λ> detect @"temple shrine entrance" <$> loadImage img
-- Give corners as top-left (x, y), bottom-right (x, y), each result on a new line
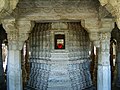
top-left (26, 22), bottom-right (92, 90)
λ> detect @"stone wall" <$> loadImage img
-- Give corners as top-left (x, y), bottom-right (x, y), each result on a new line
top-left (26, 22), bottom-right (92, 90)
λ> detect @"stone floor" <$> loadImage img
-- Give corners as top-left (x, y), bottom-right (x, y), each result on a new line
top-left (83, 86), bottom-right (96, 90)
top-left (2, 83), bottom-right (120, 90)
top-left (24, 86), bottom-right (96, 90)
top-left (112, 86), bottom-right (120, 90)
top-left (3, 81), bottom-right (120, 90)
top-left (83, 85), bottom-right (120, 90)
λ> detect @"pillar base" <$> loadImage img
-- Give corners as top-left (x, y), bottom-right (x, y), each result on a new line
top-left (97, 65), bottom-right (111, 90)
top-left (116, 77), bottom-right (120, 87)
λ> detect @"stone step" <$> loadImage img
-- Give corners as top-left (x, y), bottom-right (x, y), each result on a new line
top-left (48, 78), bottom-right (71, 89)
top-left (50, 53), bottom-right (69, 59)
top-left (47, 86), bottom-right (72, 90)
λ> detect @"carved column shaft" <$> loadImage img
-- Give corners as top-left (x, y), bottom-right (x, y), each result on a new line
top-left (25, 40), bottom-right (30, 81)
top-left (97, 32), bottom-right (111, 90)
top-left (90, 42), bottom-right (99, 87)
top-left (89, 31), bottom-right (111, 90)
top-left (6, 31), bottom-right (24, 90)
top-left (7, 47), bottom-right (22, 90)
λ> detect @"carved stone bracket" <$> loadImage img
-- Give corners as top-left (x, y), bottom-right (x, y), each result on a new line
top-left (17, 20), bottom-right (34, 42)
top-left (2, 17), bottom-right (34, 50)
top-left (89, 32), bottom-right (100, 47)
top-left (83, 18), bottom-right (100, 47)
top-left (100, 18), bottom-right (114, 32)
top-left (84, 18), bottom-right (113, 49)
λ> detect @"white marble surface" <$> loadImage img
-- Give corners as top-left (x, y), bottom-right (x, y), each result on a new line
top-left (7, 50), bottom-right (22, 90)
top-left (97, 65), bottom-right (111, 90)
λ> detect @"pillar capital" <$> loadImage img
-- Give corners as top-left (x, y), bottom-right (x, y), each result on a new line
top-left (84, 18), bottom-right (114, 33)
top-left (17, 20), bottom-right (34, 34)
top-left (2, 16), bottom-right (16, 32)
top-left (99, 18), bottom-right (114, 32)
top-left (83, 18), bottom-right (100, 47)
top-left (17, 20), bottom-right (34, 43)
top-left (2, 18), bottom-right (34, 50)
top-left (83, 18), bottom-right (100, 33)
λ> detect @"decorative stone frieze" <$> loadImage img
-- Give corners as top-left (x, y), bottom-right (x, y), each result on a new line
top-left (18, 0), bottom-right (98, 12)
top-left (15, 0), bottom-right (100, 21)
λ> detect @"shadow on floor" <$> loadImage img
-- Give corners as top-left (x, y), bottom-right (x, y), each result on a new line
top-left (112, 86), bottom-right (120, 90)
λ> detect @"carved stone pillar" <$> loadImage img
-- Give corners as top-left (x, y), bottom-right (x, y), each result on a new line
top-left (97, 32), bottom-right (111, 90)
top-left (21, 47), bottom-right (27, 88)
top-left (7, 41), bottom-right (24, 90)
top-left (25, 40), bottom-right (30, 81)
top-left (89, 32), bottom-right (100, 88)
top-left (85, 18), bottom-right (114, 90)
top-left (2, 17), bottom-right (34, 90)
